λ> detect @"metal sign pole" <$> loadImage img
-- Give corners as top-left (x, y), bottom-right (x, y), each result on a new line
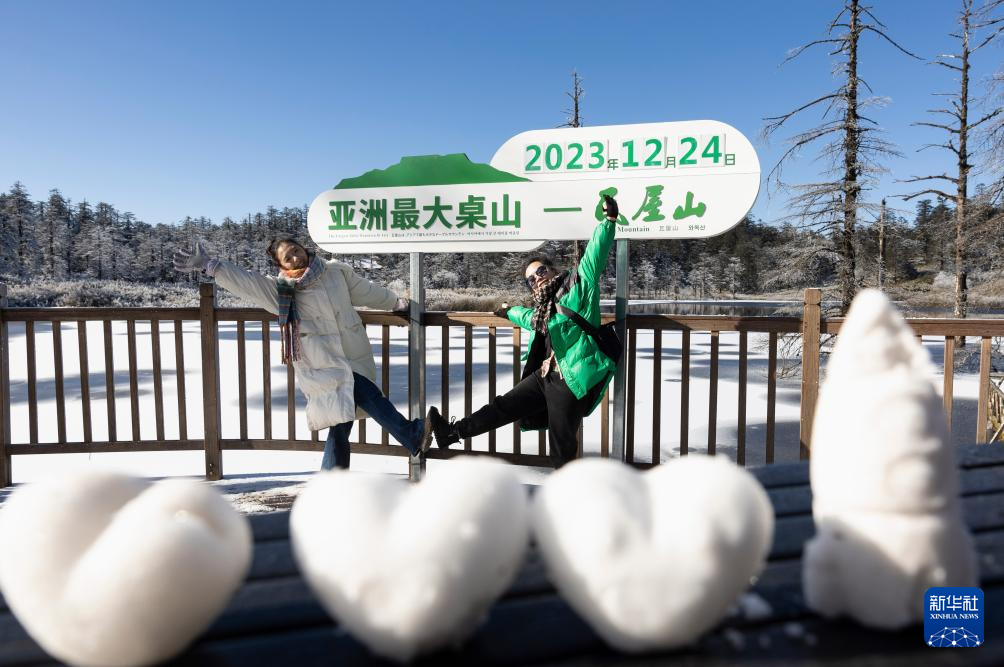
top-left (610, 239), bottom-right (629, 461)
top-left (408, 252), bottom-right (427, 480)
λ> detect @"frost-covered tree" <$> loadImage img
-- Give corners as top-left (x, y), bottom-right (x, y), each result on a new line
top-left (762, 226), bottom-right (840, 290)
top-left (115, 211), bottom-right (137, 280)
top-left (215, 216), bottom-right (246, 265)
top-left (39, 189), bottom-right (72, 278)
top-left (632, 258), bottom-right (657, 298)
top-left (132, 223), bottom-right (177, 282)
top-left (80, 202), bottom-right (122, 279)
top-left (72, 201), bottom-right (129, 279)
top-left (430, 269), bottom-right (460, 289)
top-left (70, 200), bottom-right (94, 275)
top-left (0, 192), bottom-right (14, 276)
top-left (903, 0), bottom-right (1004, 323)
top-left (666, 262), bottom-right (684, 300)
top-left (723, 256), bottom-right (743, 298)
top-left (763, 0), bottom-right (918, 313)
top-left (857, 202), bottom-right (921, 286)
top-left (913, 198), bottom-right (954, 270)
top-left (3, 182), bottom-right (42, 275)
top-left (688, 256), bottom-right (717, 298)
top-left (967, 186), bottom-right (1004, 273)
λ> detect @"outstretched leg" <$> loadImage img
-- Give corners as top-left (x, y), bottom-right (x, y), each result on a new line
top-left (350, 372), bottom-right (428, 454)
top-left (429, 373), bottom-right (547, 449)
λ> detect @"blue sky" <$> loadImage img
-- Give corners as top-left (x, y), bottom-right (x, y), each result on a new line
top-left (2, 1), bottom-right (1001, 227)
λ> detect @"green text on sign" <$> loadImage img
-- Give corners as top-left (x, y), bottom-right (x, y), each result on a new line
top-left (523, 135), bottom-right (734, 173)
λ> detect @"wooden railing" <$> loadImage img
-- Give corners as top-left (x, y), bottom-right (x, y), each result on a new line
top-left (786, 289), bottom-right (1003, 452)
top-left (0, 284), bottom-right (1001, 486)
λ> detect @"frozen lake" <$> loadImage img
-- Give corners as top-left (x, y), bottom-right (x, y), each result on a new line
top-left (1, 318), bottom-right (986, 484)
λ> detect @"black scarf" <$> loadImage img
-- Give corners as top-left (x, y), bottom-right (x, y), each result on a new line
top-left (530, 271), bottom-right (565, 334)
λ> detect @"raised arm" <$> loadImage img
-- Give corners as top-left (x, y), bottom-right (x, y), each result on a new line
top-left (209, 259), bottom-right (281, 314)
top-left (577, 196), bottom-right (618, 285)
top-left (335, 262), bottom-right (399, 310)
top-left (173, 242), bottom-right (281, 313)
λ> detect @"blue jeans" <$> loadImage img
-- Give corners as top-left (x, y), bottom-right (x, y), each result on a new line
top-left (320, 372), bottom-right (424, 470)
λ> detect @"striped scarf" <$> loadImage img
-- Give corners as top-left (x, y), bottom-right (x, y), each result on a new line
top-left (530, 271), bottom-right (565, 334)
top-left (277, 254), bottom-right (325, 364)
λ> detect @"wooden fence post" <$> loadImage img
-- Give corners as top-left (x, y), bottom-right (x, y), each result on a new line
top-left (0, 283), bottom-right (10, 487)
top-left (977, 337), bottom-right (992, 444)
top-left (799, 288), bottom-right (822, 460)
top-left (200, 282), bottom-right (223, 480)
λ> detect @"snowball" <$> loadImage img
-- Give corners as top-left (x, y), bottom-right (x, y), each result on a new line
top-left (532, 456), bottom-right (774, 652)
top-left (804, 289), bottom-right (977, 629)
top-left (0, 471), bottom-right (252, 667)
top-left (290, 457), bottom-right (529, 662)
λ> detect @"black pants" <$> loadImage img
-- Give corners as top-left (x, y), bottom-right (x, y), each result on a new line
top-left (457, 370), bottom-right (592, 468)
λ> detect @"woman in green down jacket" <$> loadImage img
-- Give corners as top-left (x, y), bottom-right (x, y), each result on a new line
top-left (427, 195), bottom-right (620, 468)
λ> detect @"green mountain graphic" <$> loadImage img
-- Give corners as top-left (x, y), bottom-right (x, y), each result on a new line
top-left (334, 154), bottom-right (529, 189)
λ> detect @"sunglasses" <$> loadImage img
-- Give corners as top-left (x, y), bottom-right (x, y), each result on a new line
top-left (524, 265), bottom-right (550, 289)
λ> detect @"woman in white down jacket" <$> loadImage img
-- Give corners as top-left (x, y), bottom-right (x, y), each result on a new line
top-left (173, 237), bottom-right (433, 470)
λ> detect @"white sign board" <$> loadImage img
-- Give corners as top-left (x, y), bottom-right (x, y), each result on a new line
top-left (307, 120), bottom-right (760, 253)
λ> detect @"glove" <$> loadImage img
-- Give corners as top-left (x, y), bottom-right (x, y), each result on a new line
top-left (392, 297), bottom-right (410, 312)
top-left (173, 241), bottom-right (212, 273)
top-left (493, 303), bottom-right (510, 320)
top-left (602, 195), bottom-right (619, 221)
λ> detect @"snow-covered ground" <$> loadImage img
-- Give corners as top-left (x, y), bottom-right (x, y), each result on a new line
top-left (1, 317), bottom-right (985, 496)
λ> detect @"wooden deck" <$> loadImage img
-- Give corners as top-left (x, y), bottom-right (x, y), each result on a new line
top-left (1, 445), bottom-right (1002, 666)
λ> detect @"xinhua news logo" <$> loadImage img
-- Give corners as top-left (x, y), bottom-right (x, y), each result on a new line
top-left (925, 587), bottom-right (984, 648)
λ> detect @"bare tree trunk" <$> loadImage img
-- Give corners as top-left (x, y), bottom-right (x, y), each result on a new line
top-left (878, 198), bottom-right (886, 289)
top-left (956, 9), bottom-right (971, 327)
top-left (840, 0), bottom-right (861, 314)
top-left (763, 0), bottom-right (915, 315)
top-left (16, 218), bottom-right (25, 270)
top-left (564, 70), bottom-right (585, 265)
top-left (764, 0), bottom-right (915, 312)
top-left (902, 0), bottom-right (1004, 348)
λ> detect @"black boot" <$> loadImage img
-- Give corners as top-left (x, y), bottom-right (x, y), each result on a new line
top-left (427, 406), bottom-right (460, 449)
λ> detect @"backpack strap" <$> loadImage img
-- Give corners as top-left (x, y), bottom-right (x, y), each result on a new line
top-left (555, 303), bottom-right (603, 341)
